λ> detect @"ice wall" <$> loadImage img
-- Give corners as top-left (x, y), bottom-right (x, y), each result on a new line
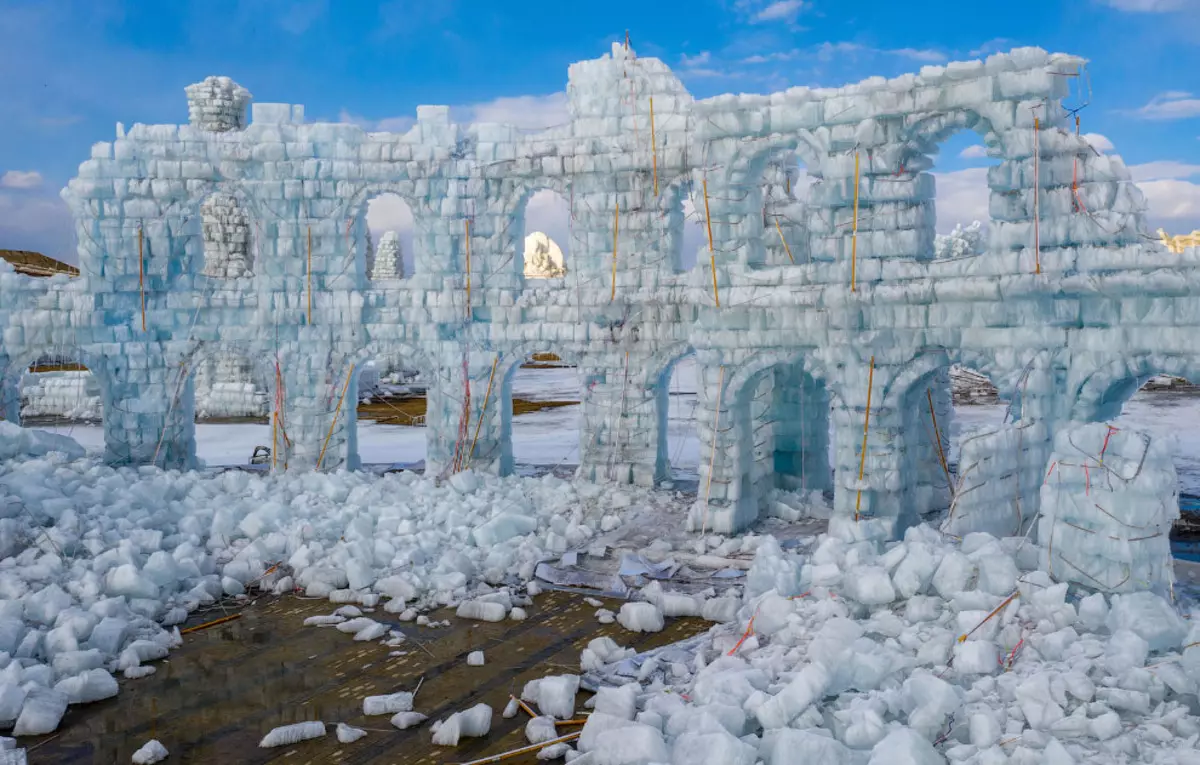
top-left (0, 42), bottom-right (1186, 538)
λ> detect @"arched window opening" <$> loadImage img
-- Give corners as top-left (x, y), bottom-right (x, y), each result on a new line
top-left (522, 190), bottom-right (570, 280)
top-left (355, 356), bottom-right (427, 472)
top-left (364, 194), bottom-right (414, 281)
top-left (190, 350), bottom-right (271, 468)
top-left (657, 353), bottom-right (700, 490)
top-left (931, 131), bottom-right (998, 261)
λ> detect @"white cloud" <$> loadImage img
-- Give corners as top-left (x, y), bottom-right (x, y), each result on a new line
top-left (463, 93), bottom-right (569, 130)
top-left (680, 51), bottom-right (712, 67)
top-left (752, 0), bottom-right (805, 22)
top-left (1128, 161), bottom-right (1200, 182)
top-left (741, 50), bottom-right (800, 64)
top-left (1099, 0), bottom-right (1197, 11)
top-left (969, 38), bottom-right (1018, 57)
top-left (0, 170), bottom-right (43, 189)
top-left (1137, 179), bottom-right (1200, 223)
top-left (1129, 92), bottom-right (1200, 120)
top-left (1082, 133), bottom-right (1115, 153)
top-left (959, 145), bottom-right (989, 159)
top-left (933, 168), bottom-right (990, 233)
top-left (0, 191), bottom-right (76, 263)
top-left (889, 48), bottom-right (947, 63)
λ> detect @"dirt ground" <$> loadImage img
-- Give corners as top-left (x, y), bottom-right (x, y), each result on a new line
top-left (27, 590), bottom-right (706, 765)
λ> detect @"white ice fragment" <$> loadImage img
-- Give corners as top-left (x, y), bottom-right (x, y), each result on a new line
top-left (762, 729), bottom-right (853, 765)
top-left (589, 723), bottom-right (668, 764)
top-left (259, 721), bottom-right (326, 748)
top-left (510, 607), bottom-right (527, 621)
top-left (390, 711), bottom-right (427, 730)
top-left (12, 688), bottom-right (68, 736)
top-left (755, 663), bottom-right (831, 730)
top-left (522, 675), bottom-right (579, 719)
top-left (952, 641), bottom-right (1000, 675)
top-left (54, 669), bottom-right (118, 704)
top-left (363, 692), bottom-right (414, 715)
top-left (131, 739), bottom-right (168, 764)
top-left (669, 728), bottom-right (757, 765)
top-left (537, 742), bottom-right (572, 759)
top-left (466, 651), bottom-right (485, 666)
top-left (867, 727), bottom-right (943, 765)
top-left (1106, 591), bottom-right (1186, 652)
top-left (503, 697), bottom-right (520, 718)
top-left (431, 703), bottom-right (492, 746)
top-left (336, 722), bottom-right (367, 743)
top-left (304, 615), bottom-right (345, 627)
top-left (525, 715), bottom-right (558, 744)
top-left (616, 602), bottom-right (664, 633)
top-left (353, 622), bottom-right (388, 642)
top-left (844, 566), bottom-right (896, 606)
top-left (456, 600), bottom-right (507, 622)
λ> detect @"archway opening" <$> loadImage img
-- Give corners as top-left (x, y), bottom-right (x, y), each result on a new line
top-left (670, 184), bottom-right (708, 273)
top-left (364, 193), bottom-right (414, 280)
top-left (931, 129), bottom-right (999, 261)
top-left (732, 358), bottom-right (834, 519)
top-left (502, 352), bottom-right (581, 478)
top-left (759, 150), bottom-right (810, 266)
top-left (354, 355), bottom-right (427, 472)
top-left (521, 190), bottom-right (570, 280)
top-left (16, 355), bottom-right (104, 452)
top-left (190, 350), bottom-right (272, 468)
top-left (656, 353), bottom-right (700, 489)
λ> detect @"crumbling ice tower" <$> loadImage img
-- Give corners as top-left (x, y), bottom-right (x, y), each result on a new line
top-left (0, 42), bottom-right (1189, 540)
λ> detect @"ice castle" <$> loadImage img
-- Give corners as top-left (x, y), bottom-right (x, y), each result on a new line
top-left (0, 43), bottom-right (1187, 538)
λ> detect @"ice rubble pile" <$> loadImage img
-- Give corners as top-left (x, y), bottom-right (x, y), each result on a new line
top-left (0, 421), bottom-right (691, 737)
top-left (559, 519), bottom-right (1200, 765)
top-left (1040, 422), bottom-right (1179, 595)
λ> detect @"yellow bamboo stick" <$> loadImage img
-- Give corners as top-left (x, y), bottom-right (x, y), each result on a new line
top-left (649, 96), bottom-right (658, 197)
top-left (455, 731), bottom-right (582, 765)
top-left (773, 217), bottom-right (794, 264)
top-left (306, 226), bottom-right (313, 325)
top-left (611, 202), bottom-right (619, 302)
top-left (465, 219), bottom-right (472, 321)
top-left (927, 388), bottom-right (953, 495)
top-left (702, 178), bottom-right (720, 307)
top-left (466, 357), bottom-right (498, 469)
top-left (854, 355), bottom-right (875, 520)
top-left (317, 363), bottom-right (355, 470)
top-left (701, 365), bottom-right (725, 535)
top-left (850, 151), bottom-right (860, 292)
top-left (138, 225), bottom-right (146, 332)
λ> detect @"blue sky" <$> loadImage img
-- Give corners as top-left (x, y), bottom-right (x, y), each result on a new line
top-left (1, 0), bottom-right (1198, 263)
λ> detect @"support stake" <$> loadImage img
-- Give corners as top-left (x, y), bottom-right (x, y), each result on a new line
top-left (307, 226), bottom-right (313, 324)
top-left (465, 357), bottom-right (498, 469)
top-left (773, 217), bottom-right (794, 264)
top-left (649, 96), bottom-right (658, 197)
top-left (850, 151), bottom-right (861, 292)
top-left (465, 218), bottom-right (472, 321)
top-left (702, 177), bottom-right (720, 307)
top-left (854, 355), bottom-right (875, 520)
top-left (317, 363), bottom-right (354, 470)
top-left (927, 388), bottom-right (953, 495)
top-left (701, 365), bottom-right (725, 535)
top-left (611, 202), bottom-right (619, 302)
top-left (138, 225), bottom-right (146, 332)
top-left (1033, 118), bottom-right (1041, 275)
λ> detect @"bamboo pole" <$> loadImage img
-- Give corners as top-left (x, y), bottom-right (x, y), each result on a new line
top-left (611, 202), bottom-right (619, 302)
top-left (850, 151), bottom-right (861, 292)
top-left (854, 355), bottom-right (875, 520)
top-left (701, 365), bottom-right (725, 535)
top-left (702, 178), bottom-right (720, 307)
top-left (465, 357), bottom-right (498, 469)
top-left (773, 217), bottom-right (794, 264)
top-left (454, 731), bottom-right (582, 765)
top-left (317, 363), bottom-right (355, 470)
top-left (927, 388), bottom-right (953, 494)
top-left (465, 219), bottom-right (472, 321)
top-left (137, 225), bottom-right (146, 332)
top-left (649, 96), bottom-right (658, 197)
top-left (307, 226), bottom-right (313, 324)
top-left (1033, 118), bottom-right (1041, 275)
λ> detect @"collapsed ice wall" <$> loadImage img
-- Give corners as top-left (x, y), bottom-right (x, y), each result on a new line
top-left (0, 43), bottom-right (1189, 539)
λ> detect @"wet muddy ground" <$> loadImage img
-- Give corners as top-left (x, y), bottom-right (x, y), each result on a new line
top-left (27, 591), bottom-right (706, 765)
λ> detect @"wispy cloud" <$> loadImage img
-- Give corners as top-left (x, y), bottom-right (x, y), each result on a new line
top-left (959, 145), bottom-right (990, 159)
top-left (1127, 92), bottom-right (1200, 120)
top-left (339, 93), bottom-right (570, 135)
top-left (0, 170), bottom-right (43, 189)
top-left (1098, 0), bottom-right (1197, 12)
top-left (751, 0), bottom-right (806, 23)
top-left (969, 38), bottom-right (1018, 57)
top-left (812, 41), bottom-right (947, 64)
